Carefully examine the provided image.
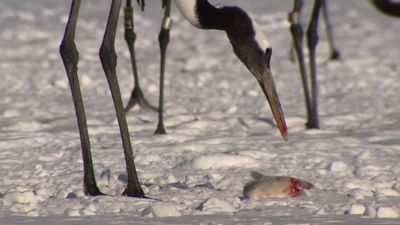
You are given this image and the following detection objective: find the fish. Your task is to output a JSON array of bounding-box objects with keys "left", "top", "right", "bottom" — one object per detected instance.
[{"left": 243, "top": 171, "right": 314, "bottom": 200}]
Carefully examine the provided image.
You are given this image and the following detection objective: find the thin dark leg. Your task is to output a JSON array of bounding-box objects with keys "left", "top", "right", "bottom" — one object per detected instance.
[
  {"left": 60, "top": 0, "right": 103, "bottom": 196},
  {"left": 306, "top": 0, "right": 323, "bottom": 129},
  {"left": 136, "top": 0, "right": 145, "bottom": 11},
  {"left": 99, "top": 0, "right": 144, "bottom": 197},
  {"left": 123, "top": 0, "right": 157, "bottom": 112},
  {"left": 154, "top": 0, "right": 172, "bottom": 134},
  {"left": 288, "top": 0, "right": 315, "bottom": 129},
  {"left": 321, "top": 0, "right": 340, "bottom": 60}
]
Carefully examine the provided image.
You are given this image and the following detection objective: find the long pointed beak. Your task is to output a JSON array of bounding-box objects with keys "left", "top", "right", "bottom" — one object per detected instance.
[{"left": 257, "top": 69, "right": 288, "bottom": 141}]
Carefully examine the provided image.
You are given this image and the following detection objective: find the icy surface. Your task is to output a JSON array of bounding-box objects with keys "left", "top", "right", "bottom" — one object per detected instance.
[{"left": 1, "top": 0, "right": 400, "bottom": 224}]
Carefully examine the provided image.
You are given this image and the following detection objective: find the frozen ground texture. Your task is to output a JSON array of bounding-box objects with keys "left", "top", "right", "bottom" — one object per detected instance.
[{"left": 1, "top": 0, "right": 400, "bottom": 224}]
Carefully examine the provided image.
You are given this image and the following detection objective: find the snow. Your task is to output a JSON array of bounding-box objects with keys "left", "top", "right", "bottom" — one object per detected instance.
[
  {"left": 376, "top": 206, "right": 398, "bottom": 219},
  {"left": 196, "top": 197, "right": 237, "bottom": 213},
  {"left": 1, "top": 0, "right": 400, "bottom": 224},
  {"left": 191, "top": 154, "right": 260, "bottom": 170},
  {"left": 142, "top": 204, "right": 182, "bottom": 217},
  {"left": 349, "top": 204, "right": 366, "bottom": 215}
]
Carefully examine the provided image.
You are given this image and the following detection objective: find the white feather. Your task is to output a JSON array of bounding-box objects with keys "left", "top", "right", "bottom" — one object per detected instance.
[
  {"left": 252, "top": 20, "right": 271, "bottom": 50},
  {"left": 173, "top": 0, "right": 200, "bottom": 27}
]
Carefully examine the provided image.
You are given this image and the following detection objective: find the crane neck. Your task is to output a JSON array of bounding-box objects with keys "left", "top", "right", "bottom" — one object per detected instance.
[{"left": 369, "top": 0, "right": 400, "bottom": 17}]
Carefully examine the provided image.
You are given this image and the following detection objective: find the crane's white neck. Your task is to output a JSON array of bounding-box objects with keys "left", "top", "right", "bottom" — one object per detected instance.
[
  {"left": 252, "top": 20, "right": 271, "bottom": 53},
  {"left": 173, "top": 0, "right": 270, "bottom": 50},
  {"left": 173, "top": 0, "right": 201, "bottom": 27}
]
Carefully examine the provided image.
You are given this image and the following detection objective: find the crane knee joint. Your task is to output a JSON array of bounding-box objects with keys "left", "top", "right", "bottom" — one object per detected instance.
[
  {"left": 161, "top": 17, "right": 173, "bottom": 30},
  {"left": 288, "top": 12, "right": 301, "bottom": 25}
]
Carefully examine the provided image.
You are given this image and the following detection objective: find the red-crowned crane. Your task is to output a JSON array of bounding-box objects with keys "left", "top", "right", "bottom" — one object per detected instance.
[{"left": 60, "top": 0, "right": 287, "bottom": 197}]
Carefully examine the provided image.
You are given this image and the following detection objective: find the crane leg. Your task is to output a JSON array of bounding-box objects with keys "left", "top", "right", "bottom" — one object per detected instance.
[
  {"left": 289, "top": 0, "right": 316, "bottom": 129},
  {"left": 321, "top": 0, "right": 340, "bottom": 60},
  {"left": 99, "top": 0, "right": 144, "bottom": 197},
  {"left": 124, "top": 1, "right": 157, "bottom": 112},
  {"left": 60, "top": 0, "right": 103, "bottom": 196},
  {"left": 306, "top": 0, "right": 323, "bottom": 129},
  {"left": 154, "top": 0, "right": 172, "bottom": 135}
]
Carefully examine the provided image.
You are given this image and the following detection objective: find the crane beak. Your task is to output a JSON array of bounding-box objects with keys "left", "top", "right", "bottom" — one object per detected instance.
[{"left": 257, "top": 68, "right": 288, "bottom": 141}]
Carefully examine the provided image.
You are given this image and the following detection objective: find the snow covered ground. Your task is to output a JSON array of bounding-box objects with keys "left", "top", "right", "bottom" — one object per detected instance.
[{"left": 1, "top": 0, "right": 400, "bottom": 224}]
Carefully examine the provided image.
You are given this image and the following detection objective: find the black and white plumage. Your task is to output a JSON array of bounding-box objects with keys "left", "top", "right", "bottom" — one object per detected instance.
[
  {"left": 175, "top": 0, "right": 287, "bottom": 139},
  {"left": 60, "top": 0, "right": 287, "bottom": 198}
]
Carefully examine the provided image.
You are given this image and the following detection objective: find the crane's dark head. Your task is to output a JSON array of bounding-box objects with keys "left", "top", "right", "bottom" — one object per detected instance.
[
  {"left": 180, "top": 0, "right": 288, "bottom": 139},
  {"left": 222, "top": 6, "right": 288, "bottom": 140}
]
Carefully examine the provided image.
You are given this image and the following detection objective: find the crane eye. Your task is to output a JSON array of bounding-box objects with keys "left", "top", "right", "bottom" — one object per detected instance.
[
  {"left": 265, "top": 48, "right": 272, "bottom": 68},
  {"left": 265, "top": 47, "right": 272, "bottom": 57}
]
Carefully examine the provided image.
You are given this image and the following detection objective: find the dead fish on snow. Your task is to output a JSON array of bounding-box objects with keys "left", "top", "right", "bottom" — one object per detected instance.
[{"left": 243, "top": 171, "right": 314, "bottom": 200}]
